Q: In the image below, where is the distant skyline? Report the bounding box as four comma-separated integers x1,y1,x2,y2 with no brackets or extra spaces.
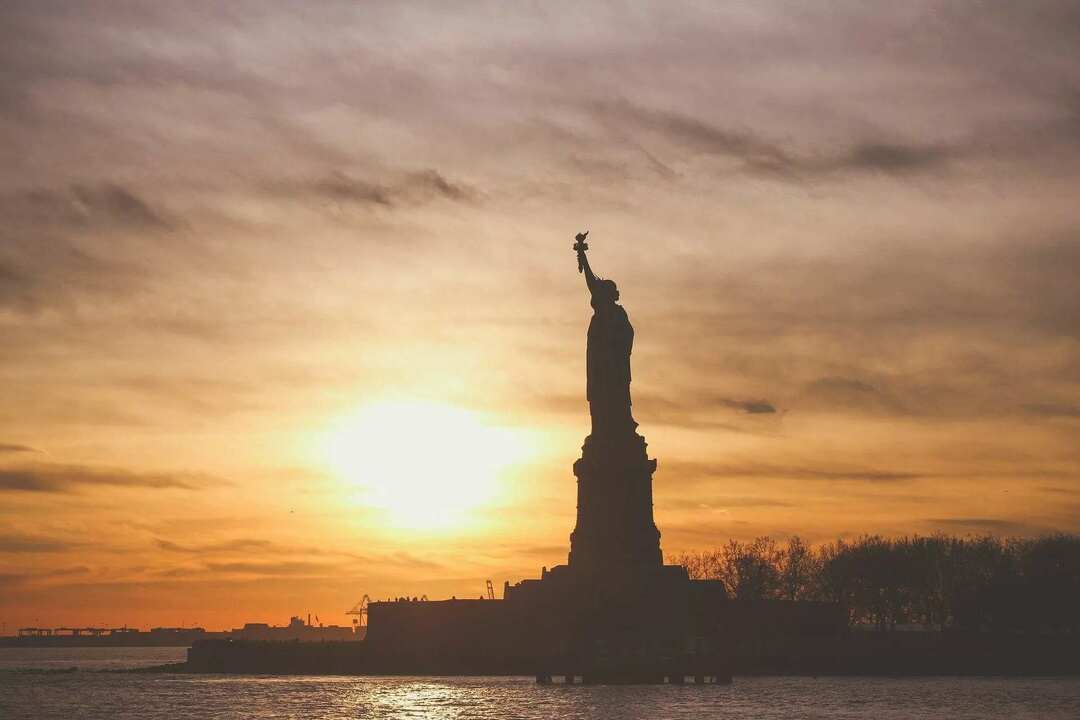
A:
2,1,1079,630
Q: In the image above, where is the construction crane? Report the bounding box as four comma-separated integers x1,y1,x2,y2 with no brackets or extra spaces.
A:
346,595,370,629
485,579,495,600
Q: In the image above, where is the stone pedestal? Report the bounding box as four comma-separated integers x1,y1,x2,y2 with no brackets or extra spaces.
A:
567,430,662,572
499,424,731,682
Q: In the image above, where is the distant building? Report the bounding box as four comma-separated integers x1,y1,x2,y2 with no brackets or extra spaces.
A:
231,616,355,642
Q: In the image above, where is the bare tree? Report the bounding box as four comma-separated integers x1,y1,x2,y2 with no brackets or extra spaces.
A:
779,536,818,601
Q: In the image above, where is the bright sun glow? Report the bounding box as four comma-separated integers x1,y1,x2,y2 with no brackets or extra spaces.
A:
320,401,530,531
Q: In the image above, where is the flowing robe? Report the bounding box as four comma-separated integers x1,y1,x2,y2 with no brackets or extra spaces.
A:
586,301,635,433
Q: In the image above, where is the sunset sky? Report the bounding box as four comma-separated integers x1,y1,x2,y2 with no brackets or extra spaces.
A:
2,2,1079,630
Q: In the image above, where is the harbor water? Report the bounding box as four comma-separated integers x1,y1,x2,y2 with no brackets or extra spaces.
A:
1,647,1078,719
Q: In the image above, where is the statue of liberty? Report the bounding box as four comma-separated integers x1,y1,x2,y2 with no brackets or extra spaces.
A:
574,232,637,437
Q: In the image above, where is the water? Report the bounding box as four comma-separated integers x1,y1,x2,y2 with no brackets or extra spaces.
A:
0,646,187,672
1,648,1078,719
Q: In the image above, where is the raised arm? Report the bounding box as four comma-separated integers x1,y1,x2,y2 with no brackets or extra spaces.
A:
578,247,598,294
573,231,598,294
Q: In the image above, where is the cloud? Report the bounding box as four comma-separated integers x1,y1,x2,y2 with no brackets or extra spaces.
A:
719,398,777,414
832,143,956,174
642,232,1080,424
407,170,475,202
0,183,171,230
0,464,214,493
155,538,275,554
0,566,91,589
0,182,176,313
661,496,793,511
798,377,906,415
664,460,924,484
306,173,392,206
622,391,781,433
1041,486,1079,495
612,105,796,176
153,537,342,558
202,560,345,577
514,544,569,558
273,169,476,209
602,102,958,180
925,517,1054,535
0,443,36,454
0,533,79,553
115,375,265,417
1024,403,1080,419
388,552,444,571
0,237,129,313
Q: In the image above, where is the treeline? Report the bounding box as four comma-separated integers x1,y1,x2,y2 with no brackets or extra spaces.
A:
672,534,1080,634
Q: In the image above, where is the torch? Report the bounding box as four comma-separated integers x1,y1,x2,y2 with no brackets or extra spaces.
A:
573,231,589,273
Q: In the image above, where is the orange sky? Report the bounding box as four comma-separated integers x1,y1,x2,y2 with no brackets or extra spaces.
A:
2,2,1079,631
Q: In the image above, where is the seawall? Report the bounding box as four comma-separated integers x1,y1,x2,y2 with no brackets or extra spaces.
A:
180,632,1080,676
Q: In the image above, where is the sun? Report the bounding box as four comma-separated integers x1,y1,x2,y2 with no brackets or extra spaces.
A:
319,401,530,532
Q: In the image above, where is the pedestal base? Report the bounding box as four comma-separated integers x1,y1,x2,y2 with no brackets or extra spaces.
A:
568,431,662,572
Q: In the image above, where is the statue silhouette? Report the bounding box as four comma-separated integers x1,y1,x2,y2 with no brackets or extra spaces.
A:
576,239,637,437
569,232,661,572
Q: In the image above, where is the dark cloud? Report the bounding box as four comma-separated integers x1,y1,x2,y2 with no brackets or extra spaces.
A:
69,184,169,227
533,388,775,431
154,537,339,557
664,460,924,484
644,233,1080,424
925,517,1053,535
388,552,444,571
1041,486,1079,495
834,143,956,174
0,533,78,553
613,105,796,176
308,173,392,206
1024,403,1080,418
515,544,569,558
0,443,36,453
661,496,793,511
798,377,906,415
0,261,37,310
0,184,171,229
603,102,957,180
116,375,264,417
0,182,175,313
466,543,570,565
0,464,212,493
719,398,777,414
0,237,126,313
155,538,275,554
0,566,91,589
928,517,1019,529
203,560,345,577
408,170,474,202
612,390,782,433
275,170,476,209
995,236,1080,339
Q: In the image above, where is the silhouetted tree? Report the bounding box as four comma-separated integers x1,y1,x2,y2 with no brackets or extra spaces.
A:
778,536,818,601
720,537,782,600
676,533,1080,634
671,550,706,580
817,538,857,622
670,548,723,581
